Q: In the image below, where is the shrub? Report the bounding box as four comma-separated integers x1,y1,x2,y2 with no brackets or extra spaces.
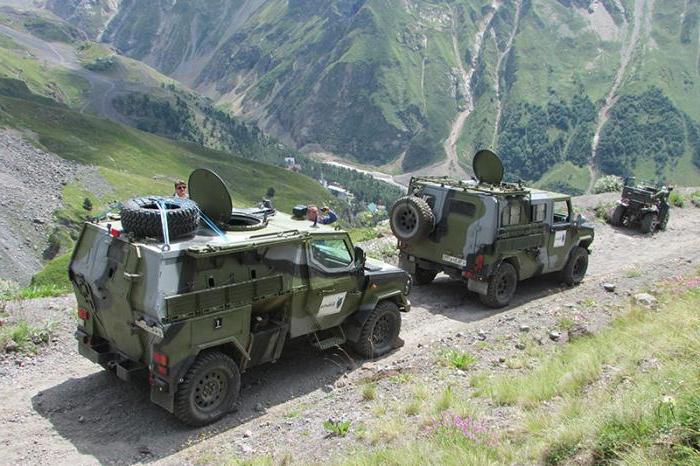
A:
593,175,623,194
439,348,477,370
323,418,351,437
669,191,685,208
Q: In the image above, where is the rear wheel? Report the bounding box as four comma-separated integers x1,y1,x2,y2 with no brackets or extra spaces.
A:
640,213,658,234
352,301,401,358
560,246,589,285
610,205,626,226
479,262,518,308
412,266,437,285
389,196,434,243
174,351,240,426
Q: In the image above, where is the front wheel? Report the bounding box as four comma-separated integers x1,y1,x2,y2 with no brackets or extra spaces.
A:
174,351,240,426
352,301,402,358
479,262,518,308
560,246,589,285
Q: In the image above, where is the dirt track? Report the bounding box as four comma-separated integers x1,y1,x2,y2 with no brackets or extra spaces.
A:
1,194,699,465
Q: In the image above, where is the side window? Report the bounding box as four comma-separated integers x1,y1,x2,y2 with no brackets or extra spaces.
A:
553,201,570,224
448,199,476,217
532,204,547,222
501,200,522,226
309,238,353,271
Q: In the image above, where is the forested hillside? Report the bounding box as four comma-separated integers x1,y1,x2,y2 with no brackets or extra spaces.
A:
44,0,700,190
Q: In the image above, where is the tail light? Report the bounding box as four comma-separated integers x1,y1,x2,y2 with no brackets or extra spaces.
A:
153,351,169,376
78,308,90,320
153,352,168,366
463,255,485,279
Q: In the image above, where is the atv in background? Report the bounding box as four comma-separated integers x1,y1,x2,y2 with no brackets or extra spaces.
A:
609,180,672,234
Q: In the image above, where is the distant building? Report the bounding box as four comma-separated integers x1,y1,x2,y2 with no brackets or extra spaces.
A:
327,184,351,201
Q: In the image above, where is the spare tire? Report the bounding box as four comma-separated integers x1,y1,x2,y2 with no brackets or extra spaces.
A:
389,196,434,242
121,196,199,239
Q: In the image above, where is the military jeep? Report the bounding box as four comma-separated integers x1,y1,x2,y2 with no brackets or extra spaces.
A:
69,169,410,426
389,150,594,308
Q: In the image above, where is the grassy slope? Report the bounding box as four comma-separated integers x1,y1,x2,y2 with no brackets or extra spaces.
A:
325,275,700,465
0,93,333,211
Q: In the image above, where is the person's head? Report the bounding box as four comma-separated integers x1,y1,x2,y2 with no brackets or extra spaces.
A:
320,206,329,213
174,180,187,197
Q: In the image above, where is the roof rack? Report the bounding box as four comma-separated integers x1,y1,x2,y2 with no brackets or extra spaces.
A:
409,176,530,196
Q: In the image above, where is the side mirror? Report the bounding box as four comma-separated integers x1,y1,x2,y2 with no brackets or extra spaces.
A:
575,213,585,227
354,246,366,270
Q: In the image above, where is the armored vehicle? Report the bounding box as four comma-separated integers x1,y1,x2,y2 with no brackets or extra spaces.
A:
69,169,411,426
609,181,671,234
389,150,594,308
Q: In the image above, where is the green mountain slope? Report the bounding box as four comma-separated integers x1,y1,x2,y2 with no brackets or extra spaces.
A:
41,0,700,188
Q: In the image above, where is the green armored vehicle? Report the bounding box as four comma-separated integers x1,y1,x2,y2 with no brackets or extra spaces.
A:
69,169,410,426
390,150,594,308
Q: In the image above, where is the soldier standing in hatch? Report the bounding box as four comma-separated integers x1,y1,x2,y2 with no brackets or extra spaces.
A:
173,180,189,199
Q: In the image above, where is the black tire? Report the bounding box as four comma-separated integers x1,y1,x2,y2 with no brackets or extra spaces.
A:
640,213,658,234
610,205,626,226
659,212,669,231
412,266,437,285
352,301,402,358
479,262,518,308
174,351,240,426
121,196,199,240
389,196,434,243
560,246,589,286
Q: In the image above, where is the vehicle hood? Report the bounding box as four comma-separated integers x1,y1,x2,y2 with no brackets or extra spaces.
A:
364,258,408,278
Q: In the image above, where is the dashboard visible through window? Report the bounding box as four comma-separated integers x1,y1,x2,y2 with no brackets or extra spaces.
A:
309,238,352,270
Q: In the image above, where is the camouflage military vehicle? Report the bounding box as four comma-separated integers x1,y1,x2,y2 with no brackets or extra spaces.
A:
609,180,671,234
389,150,594,308
69,169,411,426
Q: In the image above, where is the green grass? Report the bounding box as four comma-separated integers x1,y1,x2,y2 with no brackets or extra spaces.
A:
0,320,56,353
362,383,377,401
534,161,591,196
326,276,700,465
669,191,686,208
438,348,478,371
29,253,72,292
348,227,381,244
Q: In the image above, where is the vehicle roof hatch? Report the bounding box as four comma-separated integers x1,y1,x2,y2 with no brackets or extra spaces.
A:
472,149,504,185
188,168,232,225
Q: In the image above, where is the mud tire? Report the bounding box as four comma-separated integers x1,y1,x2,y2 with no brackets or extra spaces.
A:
560,246,589,285
353,301,401,358
479,262,518,308
640,213,658,234
389,196,434,243
412,266,437,285
610,205,626,226
174,351,240,427
121,196,199,239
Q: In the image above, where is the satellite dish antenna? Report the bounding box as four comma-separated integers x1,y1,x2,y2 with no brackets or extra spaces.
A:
188,168,232,225
472,149,504,185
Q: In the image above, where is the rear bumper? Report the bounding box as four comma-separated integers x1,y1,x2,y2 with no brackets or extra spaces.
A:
76,330,147,382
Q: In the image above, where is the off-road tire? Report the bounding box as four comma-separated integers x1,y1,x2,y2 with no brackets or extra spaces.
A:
389,196,434,243
610,205,626,226
659,212,669,231
560,246,589,285
479,262,518,308
412,266,437,285
121,196,199,239
353,301,401,358
640,213,658,234
174,351,240,426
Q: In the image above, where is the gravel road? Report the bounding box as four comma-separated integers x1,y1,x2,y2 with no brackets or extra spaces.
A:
0,195,699,465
